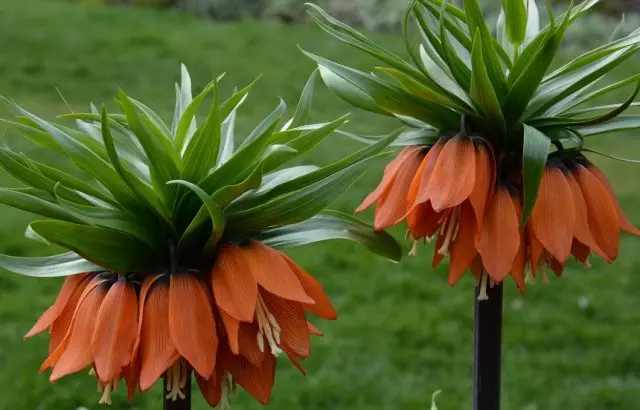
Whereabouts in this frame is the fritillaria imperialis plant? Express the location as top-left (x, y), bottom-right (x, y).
top-left (0, 66), bottom-right (401, 406)
top-left (306, 0), bottom-right (640, 294)
top-left (306, 0), bottom-right (640, 407)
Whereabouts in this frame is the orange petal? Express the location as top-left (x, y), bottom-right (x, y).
top-left (477, 187), bottom-right (520, 282)
top-left (588, 163), bottom-right (640, 236)
top-left (281, 253), bottom-right (337, 320)
top-left (91, 279), bottom-right (138, 383)
top-left (529, 227), bottom-right (543, 279)
top-left (550, 258), bottom-right (564, 277)
top-left (432, 227), bottom-right (446, 269)
top-left (26, 273), bottom-right (89, 339)
top-left (169, 274), bottom-right (218, 379)
top-left (238, 322), bottom-right (266, 367)
top-left (244, 242), bottom-right (313, 304)
top-left (412, 139), bottom-right (446, 207)
top-left (573, 165), bottom-right (620, 261)
top-left (373, 148), bottom-right (425, 229)
top-left (41, 276), bottom-right (105, 371)
top-left (565, 172), bottom-right (609, 262)
top-left (407, 201), bottom-right (441, 240)
top-left (571, 240), bottom-right (591, 263)
top-left (196, 346), bottom-right (229, 407)
top-left (427, 135), bottom-right (476, 212)
top-left (531, 167), bottom-right (576, 263)
top-left (48, 275), bottom-right (92, 355)
top-left (139, 280), bottom-right (180, 391)
top-left (50, 280), bottom-right (108, 381)
top-left (220, 309), bottom-right (240, 355)
top-left (448, 203), bottom-right (478, 285)
top-left (211, 244), bottom-right (258, 322)
top-left (287, 351), bottom-right (307, 375)
top-left (262, 291), bottom-right (310, 358)
top-left (307, 322), bottom-right (323, 337)
top-left (228, 353), bottom-right (276, 405)
top-left (469, 143), bottom-right (494, 234)
top-left (356, 146), bottom-right (422, 213)
top-left (123, 353), bottom-right (141, 402)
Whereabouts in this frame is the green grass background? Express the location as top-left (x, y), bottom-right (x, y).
top-left (0, 1), bottom-right (639, 409)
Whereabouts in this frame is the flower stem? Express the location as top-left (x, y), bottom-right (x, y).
top-left (473, 282), bottom-right (503, 410)
top-left (163, 371), bottom-right (191, 410)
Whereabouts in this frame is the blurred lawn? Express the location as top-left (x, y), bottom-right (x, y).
top-left (1, 1), bottom-right (640, 409)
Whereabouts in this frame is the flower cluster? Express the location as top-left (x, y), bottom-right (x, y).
top-left (358, 135), bottom-right (639, 295)
top-left (27, 241), bottom-right (335, 405)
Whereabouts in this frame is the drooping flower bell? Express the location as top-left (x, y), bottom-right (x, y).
top-left (0, 65), bottom-right (401, 406)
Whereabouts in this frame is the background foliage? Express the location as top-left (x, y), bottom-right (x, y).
top-left (1, 0), bottom-right (640, 409)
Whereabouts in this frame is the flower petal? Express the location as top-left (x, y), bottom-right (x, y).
top-left (91, 279), bottom-right (138, 383)
top-left (356, 146), bottom-right (422, 213)
top-left (228, 353), bottom-right (276, 405)
top-left (220, 309), bottom-right (240, 355)
top-left (448, 203), bottom-right (478, 285)
top-left (469, 143), bottom-right (494, 234)
top-left (477, 187), bottom-right (520, 282)
top-left (25, 273), bottom-right (89, 339)
top-left (169, 274), bottom-right (218, 379)
top-left (238, 322), bottom-right (266, 367)
top-left (196, 346), bottom-right (229, 407)
top-left (407, 201), bottom-right (441, 240)
top-left (510, 201), bottom-right (527, 293)
top-left (280, 253), bottom-right (337, 320)
top-left (531, 167), bottom-right (576, 263)
top-left (373, 148), bottom-right (424, 229)
top-left (139, 280), bottom-right (180, 391)
top-left (411, 139), bottom-right (445, 207)
top-left (244, 242), bottom-right (313, 304)
top-left (427, 135), bottom-right (476, 212)
top-left (565, 172), bottom-right (609, 262)
top-left (587, 163), bottom-right (640, 236)
top-left (262, 291), bottom-right (310, 358)
top-left (48, 275), bottom-right (92, 355)
top-left (211, 244), bottom-right (258, 322)
top-left (573, 165), bottom-right (620, 261)
top-left (49, 280), bottom-right (108, 381)
top-left (307, 321), bottom-right (323, 337)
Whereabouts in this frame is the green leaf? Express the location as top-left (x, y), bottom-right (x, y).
top-left (339, 127), bottom-right (439, 146)
top-left (240, 99), bottom-right (287, 148)
top-left (286, 69), bottom-right (318, 129)
top-left (168, 180), bottom-right (226, 254)
top-left (554, 74), bottom-right (640, 116)
top-left (430, 390), bottom-right (443, 410)
top-left (27, 220), bottom-right (159, 273)
top-left (521, 125), bottom-right (551, 225)
top-left (174, 78), bottom-right (216, 152)
top-left (250, 166), bottom-right (319, 198)
top-left (503, 9), bottom-right (569, 125)
top-left (0, 188), bottom-right (84, 223)
top-left (264, 116), bottom-right (349, 172)
top-left (575, 115), bottom-right (640, 137)
top-left (0, 252), bottom-right (102, 277)
top-left (470, 33), bottom-right (507, 134)
top-left (461, 0), bottom-right (510, 97)
top-left (118, 90), bottom-right (181, 199)
top-left (173, 64), bottom-right (196, 141)
top-left (100, 107), bottom-right (172, 226)
top-left (417, 46), bottom-right (473, 107)
top-left (501, 0), bottom-right (527, 47)
top-left (182, 80), bottom-right (221, 182)
top-left (305, 51), bottom-right (460, 130)
top-left (254, 210), bottom-right (402, 262)
top-left (317, 64), bottom-right (390, 115)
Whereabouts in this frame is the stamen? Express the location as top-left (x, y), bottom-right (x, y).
top-left (98, 384), bottom-right (112, 405)
top-left (89, 368), bottom-right (96, 377)
top-left (477, 273), bottom-right (489, 301)
top-left (220, 374), bottom-right (235, 410)
top-left (409, 241), bottom-right (419, 257)
top-left (165, 360), bottom-right (187, 401)
top-left (405, 229), bottom-right (411, 241)
top-left (438, 209), bottom-right (459, 256)
top-left (525, 265), bottom-right (535, 284)
top-left (255, 296), bottom-right (283, 357)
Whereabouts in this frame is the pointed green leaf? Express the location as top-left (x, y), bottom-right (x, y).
top-left (501, 0), bottom-right (527, 47)
top-left (575, 116), bottom-right (640, 137)
top-left (0, 188), bottom-right (84, 223)
top-left (521, 124), bottom-right (551, 225)
top-left (255, 210), bottom-right (402, 262)
top-left (0, 252), bottom-right (102, 277)
top-left (27, 220), bottom-right (159, 273)
top-left (470, 33), bottom-right (506, 134)
top-left (286, 69), bottom-right (318, 130)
